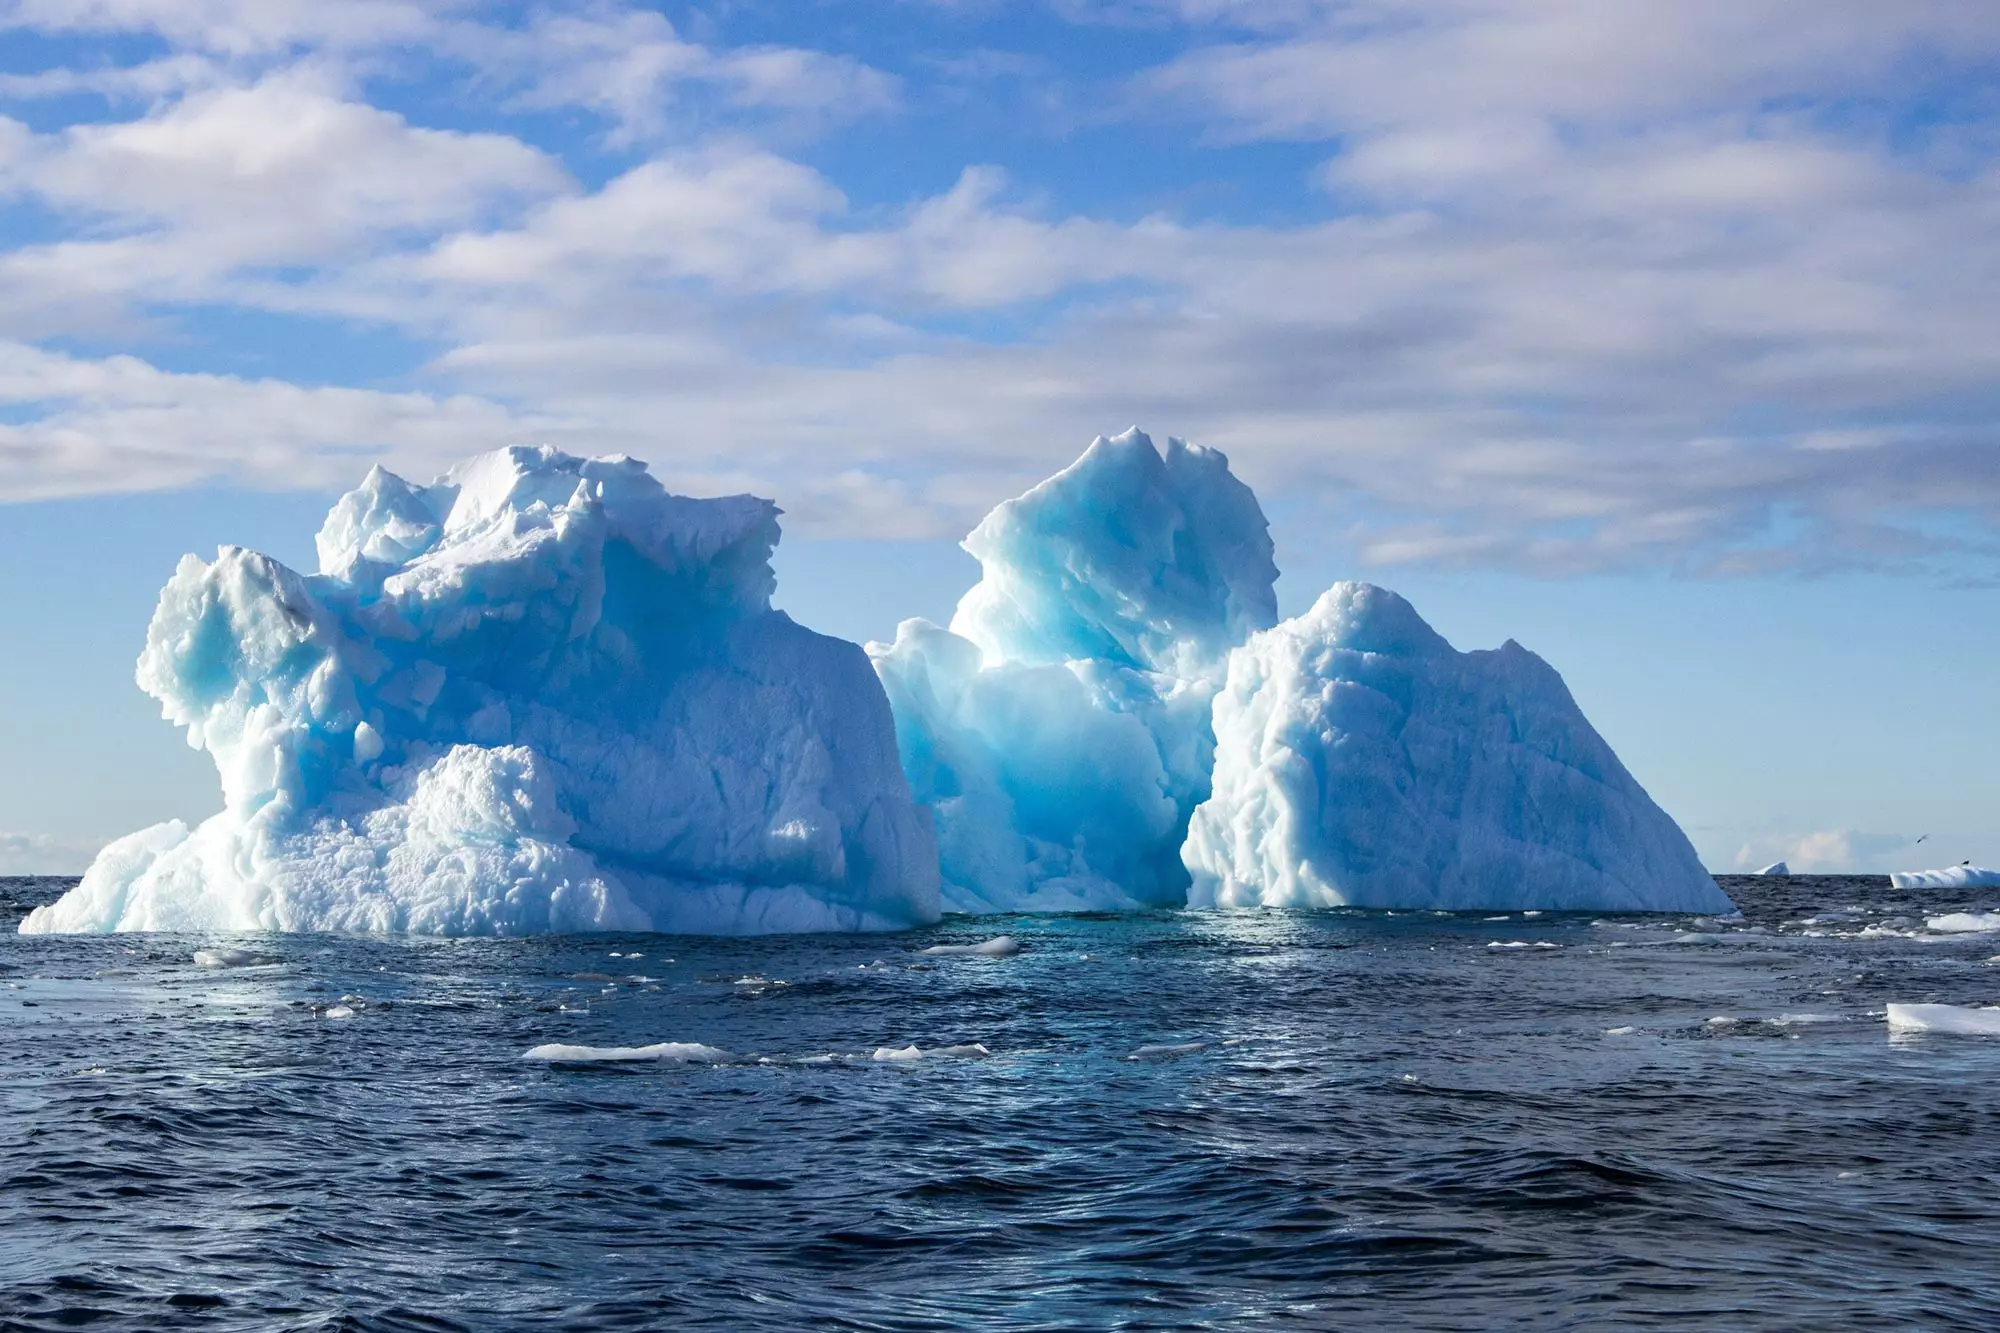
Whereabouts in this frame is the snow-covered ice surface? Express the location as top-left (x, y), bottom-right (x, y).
top-left (1183, 583), bottom-right (1736, 913)
top-left (22, 448), bottom-right (939, 937)
top-left (869, 428), bottom-right (1277, 914)
top-left (7, 872), bottom-right (2000, 1331)
top-left (1890, 865), bottom-right (2000, 889)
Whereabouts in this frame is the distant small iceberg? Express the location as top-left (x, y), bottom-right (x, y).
top-left (1755, 862), bottom-right (1790, 876)
top-left (1889, 865), bottom-right (2000, 890)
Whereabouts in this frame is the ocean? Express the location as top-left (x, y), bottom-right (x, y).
top-left (3, 874), bottom-right (1998, 1331)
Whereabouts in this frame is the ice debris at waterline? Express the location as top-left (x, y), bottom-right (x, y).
top-left (869, 428), bottom-right (1279, 913)
top-left (1890, 865), bottom-right (2000, 890)
top-left (1885, 1004), bottom-right (2000, 1036)
top-left (1182, 583), bottom-right (1735, 914)
top-left (22, 446), bottom-right (939, 936)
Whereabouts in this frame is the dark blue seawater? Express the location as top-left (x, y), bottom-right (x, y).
top-left (5, 874), bottom-right (2000, 1331)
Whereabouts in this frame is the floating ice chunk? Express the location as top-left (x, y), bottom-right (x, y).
top-left (1603, 1026), bottom-right (1637, 1036)
top-left (1487, 941), bottom-right (1560, 950)
top-left (918, 935), bottom-right (1021, 957)
top-left (523, 1041), bottom-right (730, 1062)
top-left (1756, 862), bottom-right (1791, 876)
top-left (23, 446), bottom-right (938, 938)
top-left (1183, 583), bottom-right (1735, 914)
top-left (873, 1045), bottom-right (923, 1061)
top-left (1927, 912), bottom-right (2000, 934)
top-left (933, 1043), bottom-right (993, 1058)
top-left (321, 1005), bottom-right (356, 1019)
top-left (1125, 1041), bottom-right (1207, 1059)
top-left (1774, 1013), bottom-right (1841, 1026)
top-left (869, 428), bottom-right (1277, 914)
top-left (1885, 1003), bottom-right (2000, 1035)
top-left (1890, 866), bottom-right (2000, 890)
top-left (192, 947), bottom-right (271, 968)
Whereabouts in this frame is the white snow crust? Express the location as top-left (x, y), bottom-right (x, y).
top-left (1890, 865), bottom-right (2000, 890)
top-left (1181, 583), bottom-right (1736, 914)
top-left (23, 447), bottom-right (938, 937)
top-left (869, 428), bottom-right (1277, 914)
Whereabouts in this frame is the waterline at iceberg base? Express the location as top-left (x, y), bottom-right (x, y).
top-left (26, 430), bottom-right (1731, 936)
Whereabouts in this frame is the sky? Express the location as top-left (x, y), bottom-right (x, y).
top-left (1, 0), bottom-right (1997, 876)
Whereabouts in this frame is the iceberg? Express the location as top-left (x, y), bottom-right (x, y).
top-left (1756, 862), bottom-right (1790, 876)
top-left (868, 428), bottom-right (1277, 913)
top-left (1181, 582), bottom-right (1736, 913)
top-left (22, 447), bottom-right (939, 936)
top-left (1890, 865), bottom-right (2000, 890)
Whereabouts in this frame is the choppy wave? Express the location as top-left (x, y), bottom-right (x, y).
top-left (5, 873), bottom-right (2000, 1331)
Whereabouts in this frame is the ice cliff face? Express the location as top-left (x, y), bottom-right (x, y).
top-left (1181, 583), bottom-right (1735, 913)
top-left (22, 447), bottom-right (940, 935)
top-left (869, 429), bottom-right (1278, 912)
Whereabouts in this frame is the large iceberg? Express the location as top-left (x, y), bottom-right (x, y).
top-left (1181, 583), bottom-right (1736, 913)
top-left (23, 447), bottom-right (939, 936)
top-left (868, 428), bottom-right (1278, 912)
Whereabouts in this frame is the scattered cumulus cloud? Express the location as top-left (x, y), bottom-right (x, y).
top-left (0, 0), bottom-right (1993, 574)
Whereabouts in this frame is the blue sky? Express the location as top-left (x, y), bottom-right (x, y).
top-left (1, 0), bottom-right (1998, 874)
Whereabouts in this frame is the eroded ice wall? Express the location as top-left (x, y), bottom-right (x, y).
top-left (23, 447), bottom-right (940, 936)
top-left (868, 428), bottom-right (1278, 912)
top-left (1182, 582), bottom-right (1735, 913)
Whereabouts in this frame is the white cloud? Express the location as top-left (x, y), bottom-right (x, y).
top-left (1730, 830), bottom-right (1929, 874)
top-left (0, 1), bottom-right (1995, 576)
top-left (0, 0), bottom-right (446, 56)
top-left (0, 341), bottom-right (569, 500)
top-left (0, 830), bottom-right (105, 874)
top-left (33, 71), bottom-right (567, 261)
top-left (471, 7), bottom-right (899, 144)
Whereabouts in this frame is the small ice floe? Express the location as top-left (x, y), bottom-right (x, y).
top-left (1885, 1003), bottom-right (2000, 1035)
top-left (1756, 861), bottom-right (1790, 876)
top-left (731, 976), bottom-right (789, 996)
top-left (1773, 1013), bottom-right (1841, 1026)
top-left (1487, 941), bottom-right (1560, 950)
top-left (1891, 865), bottom-right (2000, 890)
top-left (918, 936), bottom-right (1022, 957)
top-left (1927, 912), bottom-right (2000, 935)
top-left (1522, 910), bottom-right (1543, 917)
top-left (522, 1041), bottom-right (730, 1062)
top-left (1704, 1016), bottom-right (1739, 1028)
top-left (1125, 1042), bottom-right (1209, 1060)
top-left (1482, 916), bottom-right (1511, 922)
top-left (322, 1005), bottom-right (357, 1020)
top-left (868, 1042), bottom-right (992, 1061)
top-left (192, 947), bottom-right (271, 968)
top-left (1603, 1026), bottom-right (1637, 1036)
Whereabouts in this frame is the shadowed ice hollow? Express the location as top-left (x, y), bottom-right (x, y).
top-left (22, 447), bottom-right (940, 935)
